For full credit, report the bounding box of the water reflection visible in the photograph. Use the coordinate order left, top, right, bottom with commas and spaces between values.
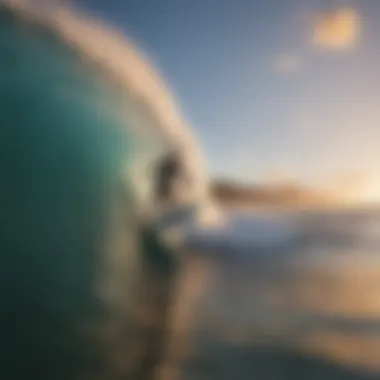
176, 209, 380, 379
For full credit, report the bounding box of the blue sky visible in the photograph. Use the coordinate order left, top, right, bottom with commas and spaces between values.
78, 0, 380, 199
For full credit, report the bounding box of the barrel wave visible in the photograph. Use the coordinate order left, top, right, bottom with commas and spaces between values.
0, 1, 218, 379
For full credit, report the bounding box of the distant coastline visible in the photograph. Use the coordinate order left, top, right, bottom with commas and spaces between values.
210, 179, 343, 211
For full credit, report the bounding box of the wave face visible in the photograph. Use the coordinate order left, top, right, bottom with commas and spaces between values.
0, 2, 218, 379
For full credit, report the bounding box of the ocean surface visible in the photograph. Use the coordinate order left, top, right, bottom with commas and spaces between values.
169, 207, 380, 380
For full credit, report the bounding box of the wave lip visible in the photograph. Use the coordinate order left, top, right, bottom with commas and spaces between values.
2, 0, 216, 227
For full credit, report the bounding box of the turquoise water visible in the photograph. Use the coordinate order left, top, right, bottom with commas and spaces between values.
0, 10, 178, 379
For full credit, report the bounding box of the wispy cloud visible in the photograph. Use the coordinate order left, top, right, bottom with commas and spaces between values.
273, 54, 302, 74
312, 7, 360, 50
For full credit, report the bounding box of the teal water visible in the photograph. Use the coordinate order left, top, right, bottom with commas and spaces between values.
0, 9, 179, 380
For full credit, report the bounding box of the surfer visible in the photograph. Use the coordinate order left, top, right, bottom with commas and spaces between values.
155, 151, 183, 205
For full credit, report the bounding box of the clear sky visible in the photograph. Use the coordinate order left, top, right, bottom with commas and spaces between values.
78, 0, 380, 200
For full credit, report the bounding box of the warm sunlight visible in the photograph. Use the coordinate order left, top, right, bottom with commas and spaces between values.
355, 182, 380, 204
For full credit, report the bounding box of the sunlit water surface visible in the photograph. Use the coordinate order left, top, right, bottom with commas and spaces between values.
171, 208, 380, 380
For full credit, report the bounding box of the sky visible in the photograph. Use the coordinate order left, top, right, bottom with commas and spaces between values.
77, 0, 380, 201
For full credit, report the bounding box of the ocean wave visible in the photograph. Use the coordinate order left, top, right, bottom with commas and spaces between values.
2, 0, 220, 228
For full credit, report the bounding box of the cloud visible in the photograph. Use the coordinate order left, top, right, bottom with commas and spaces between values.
312, 7, 359, 50
273, 54, 302, 74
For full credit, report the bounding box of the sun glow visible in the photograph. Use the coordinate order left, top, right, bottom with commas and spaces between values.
355, 183, 380, 204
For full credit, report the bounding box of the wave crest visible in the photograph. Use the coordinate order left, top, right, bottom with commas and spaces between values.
2, 0, 221, 226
